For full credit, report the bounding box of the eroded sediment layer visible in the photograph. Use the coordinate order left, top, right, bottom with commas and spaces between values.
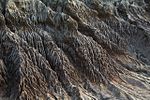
0, 0, 150, 99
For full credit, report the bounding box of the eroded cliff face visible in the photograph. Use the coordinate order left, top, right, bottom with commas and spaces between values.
0, 0, 150, 100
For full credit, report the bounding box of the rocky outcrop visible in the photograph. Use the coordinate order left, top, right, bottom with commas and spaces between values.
0, 0, 150, 99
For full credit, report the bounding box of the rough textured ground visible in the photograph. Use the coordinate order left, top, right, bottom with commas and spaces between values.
0, 0, 150, 100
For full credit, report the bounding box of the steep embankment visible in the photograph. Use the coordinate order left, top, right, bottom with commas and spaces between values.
0, 0, 150, 99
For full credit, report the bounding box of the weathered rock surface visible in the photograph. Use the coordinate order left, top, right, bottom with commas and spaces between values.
0, 0, 150, 99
